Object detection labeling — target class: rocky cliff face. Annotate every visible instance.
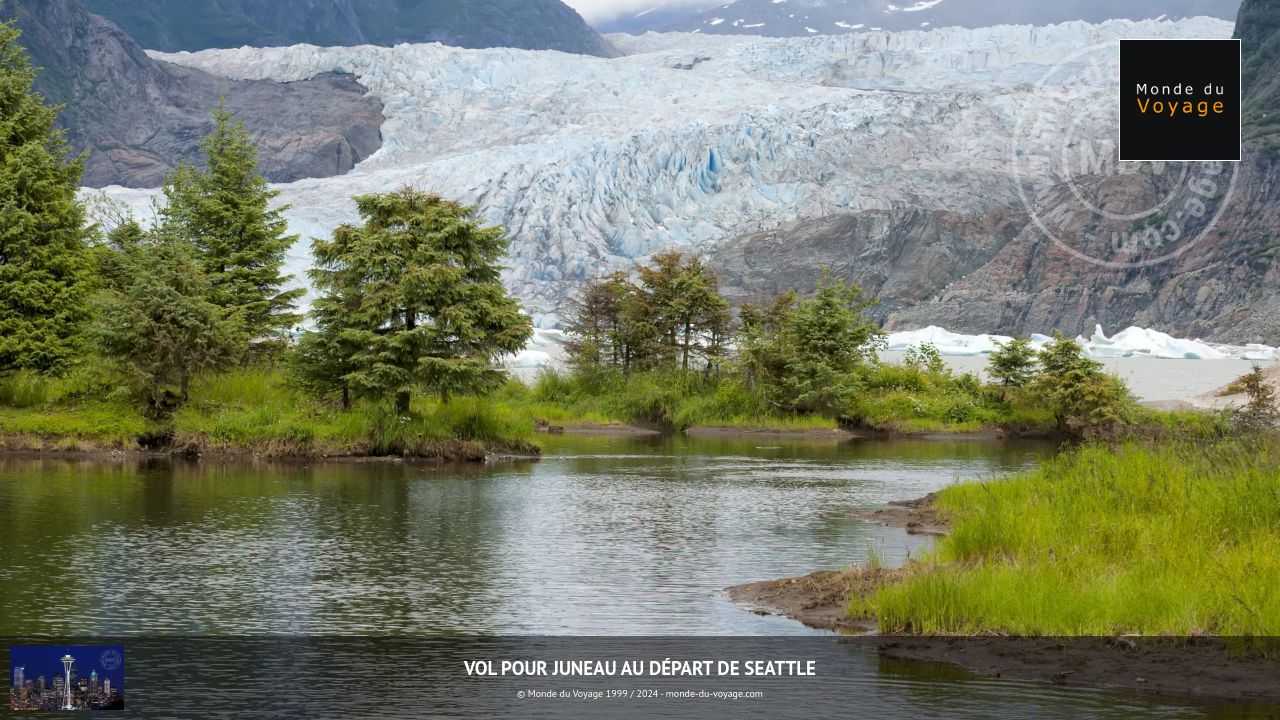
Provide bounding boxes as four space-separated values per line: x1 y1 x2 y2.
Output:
708 0 1280 344
82 0 616 57
3 0 385 188
711 208 1029 321
1239 0 1280 138
886 0 1280 343
881 152 1280 343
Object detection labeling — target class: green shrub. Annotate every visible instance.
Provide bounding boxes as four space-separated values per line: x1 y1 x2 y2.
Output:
1233 366 1280 432
863 364 929 392
1033 333 1136 438
903 342 947 376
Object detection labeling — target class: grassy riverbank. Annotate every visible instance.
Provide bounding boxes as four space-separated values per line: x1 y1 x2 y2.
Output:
0 368 538 459
0 360 1237 456
497 366 1012 435
850 439 1280 637
498 365 1232 438
496 370 840 433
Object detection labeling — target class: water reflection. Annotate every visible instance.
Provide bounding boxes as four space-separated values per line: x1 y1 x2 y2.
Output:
0 437 1050 637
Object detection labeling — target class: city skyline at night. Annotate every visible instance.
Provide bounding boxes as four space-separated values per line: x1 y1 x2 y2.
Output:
9 646 124 711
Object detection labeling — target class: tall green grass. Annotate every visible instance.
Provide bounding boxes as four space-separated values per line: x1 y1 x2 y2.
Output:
175 368 536 455
856 440 1280 636
0 366 127 408
508 369 837 432
0 366 537 457
0 368 145 446
848 364 1013 433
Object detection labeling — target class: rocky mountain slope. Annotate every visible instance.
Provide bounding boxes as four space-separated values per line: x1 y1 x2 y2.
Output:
1239 0 1280 140
876 0 1280 343
4 0 385 188
82 0 616 57
93 17 1234 331
613 0 1241 36
597 3 723 35
711 0 1280 343
711 208 1030 321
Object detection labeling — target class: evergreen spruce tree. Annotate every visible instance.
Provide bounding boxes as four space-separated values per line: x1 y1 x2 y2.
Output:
1034 332 1132 436
564 272 628 372
94 232 240 415
987 337 1038 389
0 23 90 374
738 290 797 390
563 270 666 374
309 189 533 414
93 219 147 293
769 279 884 414
160 102 303 343
289 280 362 410
740 278 884 415
635 253 731 372
1233 365 1278 432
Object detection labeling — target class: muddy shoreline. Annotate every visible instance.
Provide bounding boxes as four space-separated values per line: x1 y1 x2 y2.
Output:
0 436 542 464
850 492 948 537
726 495 1280 704
547 423 857 440
684 426 855 440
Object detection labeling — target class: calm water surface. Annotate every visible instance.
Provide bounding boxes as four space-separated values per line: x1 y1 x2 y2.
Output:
0 436 1268 718
0 435 1049 636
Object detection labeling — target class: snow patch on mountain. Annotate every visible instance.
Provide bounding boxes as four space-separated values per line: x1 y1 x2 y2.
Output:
89 17 1232 327
888 0 947 12
610 0 1239 37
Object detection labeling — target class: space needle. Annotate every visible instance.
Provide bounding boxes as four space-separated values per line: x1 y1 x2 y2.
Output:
60 654 75 710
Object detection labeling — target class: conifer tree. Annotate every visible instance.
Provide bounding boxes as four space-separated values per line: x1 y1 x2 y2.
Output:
160 102 303 343
740 278 884 415
564 272 628 371
988 337 1038 389
768 279 884 414
307 189 533 414
635 253 731 372
0 23 90 374
563 271 661 373
1034 332 1132 436
94 232 240 415
289 280 362 410
1235 365 1279 432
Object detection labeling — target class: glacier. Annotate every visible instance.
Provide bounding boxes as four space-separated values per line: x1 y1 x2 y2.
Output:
86 17 1234 328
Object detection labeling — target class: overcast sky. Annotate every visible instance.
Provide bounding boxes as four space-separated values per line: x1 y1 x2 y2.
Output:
562 0 718 23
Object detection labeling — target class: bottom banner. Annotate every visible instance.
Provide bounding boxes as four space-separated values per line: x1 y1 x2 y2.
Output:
4 637 1277 719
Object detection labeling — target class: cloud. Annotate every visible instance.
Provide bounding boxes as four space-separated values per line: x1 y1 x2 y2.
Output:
562 0 722 23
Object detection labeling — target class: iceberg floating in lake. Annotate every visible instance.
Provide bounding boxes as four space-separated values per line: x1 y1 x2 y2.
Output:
885 325 1278 361
508 349 553 369
883 326 1011 356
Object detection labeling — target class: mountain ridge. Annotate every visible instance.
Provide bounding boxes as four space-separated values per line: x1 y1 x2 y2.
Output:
607 0 1242 37
82 0 617 57
2 0 386 187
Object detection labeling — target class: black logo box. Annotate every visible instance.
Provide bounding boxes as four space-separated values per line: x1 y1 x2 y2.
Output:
1119 38 1241 162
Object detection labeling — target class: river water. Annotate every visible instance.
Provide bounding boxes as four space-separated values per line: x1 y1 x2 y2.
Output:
0 436 1268 717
